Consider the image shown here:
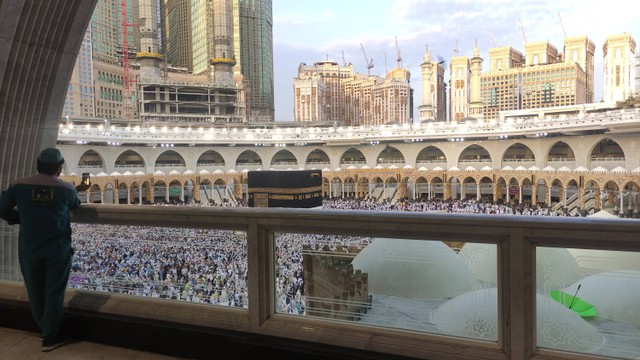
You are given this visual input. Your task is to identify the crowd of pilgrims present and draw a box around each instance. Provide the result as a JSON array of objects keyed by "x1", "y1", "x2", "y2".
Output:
[{"x1": 68, "y1": 196, "x2": 580, "y2": 315}]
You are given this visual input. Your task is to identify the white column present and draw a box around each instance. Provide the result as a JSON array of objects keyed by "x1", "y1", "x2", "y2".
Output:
[
  {"x1": 476, "y1": 183, "x2": 481, "y2": 201},
  {"x1": 519, "y1": 186, "x2": 523, "y2": 204}
]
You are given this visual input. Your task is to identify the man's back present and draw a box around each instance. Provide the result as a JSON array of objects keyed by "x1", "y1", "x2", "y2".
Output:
[{"x1": 0, "y1": 173, "x2": 79, "y2": 258}]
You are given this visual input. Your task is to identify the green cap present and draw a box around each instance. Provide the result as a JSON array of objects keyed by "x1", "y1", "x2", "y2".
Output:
[{"x1": 38, "y1": 148, "x2": 64, "y2": 165}]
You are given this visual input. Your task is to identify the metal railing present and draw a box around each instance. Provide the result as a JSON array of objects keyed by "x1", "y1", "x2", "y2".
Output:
[{"x1": 1, "y1": 205, "x2": 639, "y2": 359}]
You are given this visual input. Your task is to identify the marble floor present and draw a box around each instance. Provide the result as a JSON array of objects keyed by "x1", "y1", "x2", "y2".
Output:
[{"x1": 0, "y1": 327, "x2": 188, "y2": 360}]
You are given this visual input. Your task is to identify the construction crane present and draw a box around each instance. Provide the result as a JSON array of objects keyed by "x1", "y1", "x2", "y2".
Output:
[
  {"x1": 360, "y1": 43, "x2": 374, "y2": 75},
  {"x1": 518, "y1": 18, "x2": 527, "y2": 45},
  {"x1": 120, "y1": 0, "x2": 137, "y2": 119},
  {"x1": 488, "y1": 30, "x2": 497, "y2": 48},
  {"x1": 395, "y1": 36, "x2": 402, "y2": 68},
  {"x1": 557, "y1": 13, "x2": 567, "y2": 38}
]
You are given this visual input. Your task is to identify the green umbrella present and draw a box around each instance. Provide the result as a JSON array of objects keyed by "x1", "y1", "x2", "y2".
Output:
[{"x1": 550, "y1": 285, "x2": 597, "y2": 318}]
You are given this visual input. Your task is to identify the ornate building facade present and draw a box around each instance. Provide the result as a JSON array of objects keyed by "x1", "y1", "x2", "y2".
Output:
[{"x1": 58, "y1": 105, "x2": 640, "y2": 217}]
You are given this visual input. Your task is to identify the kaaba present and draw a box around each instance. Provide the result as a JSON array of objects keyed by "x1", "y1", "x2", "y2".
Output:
[{"x1": 247, "y1": 170, "x2": 322, "y2": 208}]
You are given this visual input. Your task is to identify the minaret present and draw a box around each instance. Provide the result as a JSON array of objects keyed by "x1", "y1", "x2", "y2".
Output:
[
  {"x1": 210, "y1": 0, "x2": 235, "y2": 86},
  {"x1": 137, "y1": 0, "x2": 162, "y2": 79},
  {"x1": 419, "y1": 46, "x2": 435, "y2": 121},
  {"x1": 469, "y1": 40, "x2": 484, "y2": 119}
]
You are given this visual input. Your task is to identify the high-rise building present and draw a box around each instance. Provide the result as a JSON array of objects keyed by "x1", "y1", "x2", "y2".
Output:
[
  {"x1": 85, "y1": 0, "x2": 140, "y2": 120},
  {"x1": 165, "y1": 0, "x2": 193, "y2": 72},
  {"x1": 481, "y1": 41, "x2": 587, "y2": 120},
  {"x1": 294, "y1": 61, "x2": 351, "y2": 123},
  {"x1": 293, "y1": 61, "x2": 412, "y2": 126},
  {"x1": 137, "y1": 0, "x2": 245, "y2": 125},
  {"x1": 603, "y1": 33, "x2": 637, "y2": 104},
  {"x1": 293, "y1": 67, "x2": 327, "y2": 122},
  {"x1": 63, "y1": 26, "x2": 95, "y2": 118},
  {"x1": 432, "y1": 36, "x2": 596, "y2": 121},
  {"x1": 563, "y1": 36, "x2": 596, "y2": 103},
  {"x1": 232, "y1": 0, "x2": 274, "y2": 122}
]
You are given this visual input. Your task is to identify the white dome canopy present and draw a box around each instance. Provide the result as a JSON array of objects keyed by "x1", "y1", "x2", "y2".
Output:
[
  {"x1": 198, "y1": 169, "x2": 210, "y2": 174},
  {"x1": 542, "y1": 166, "x2": 556, "y2": 172},
  {"x1": 432, "y1": 289, "x2": 602, "y2": 353},
  {"x1": 432, "y1": 166, "x2": 444, "y2": 171},
  {"x1": 561, "y1": 271, "x2": 640, "y2": 326},
  {"x1": 351, "y1": 238, "x2": 478, "y2": 299},
  {"x1": 459, "y1": 243, "x2": 582, "y2": 288},
  {"x1": 568, "y1": 248, "x2": 640, "y2": 273}
]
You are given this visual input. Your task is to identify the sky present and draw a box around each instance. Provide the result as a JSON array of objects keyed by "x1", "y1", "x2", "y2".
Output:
[{"x1": 271, "y1": 0, "x2": 640, "y2": 121}]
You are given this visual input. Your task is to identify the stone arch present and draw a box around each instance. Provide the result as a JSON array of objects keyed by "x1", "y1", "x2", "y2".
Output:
[
  {"x1": 601, "y1": 180, "x2": 621, "y2": 214},
  {"x1": 430, "y1": 176, "x2": 445, "y2": 199},
  {"x1": 546, "y1": 141, "x2": 575, "y2": 163},
  {"x1": 376, "y1": 146, "x2": 405, "y2": 167},
  {"x1": 479, "y1": 176, "x2": 494, "y2": 202},
  {"x1": 236, "y1": 150, "x2": 263, "y2": 168},
  {"x1": 197, "y1": 150, "x2": 225, "y2": 167},
  {"x1": 168, "y1": 179, "x2": 183, "y2": 203},
  {"x1": 589, "y1": 138, "x2": 625, "y2": 170},
  {"x1": 621, "y1": 181, "x2": 640, "y2": 217},
  {"x1": 78, "y1": 149, "x2": 105, "y2": 170},
  {"x1": 358, "y1": 176, "x2": 370, "y2": 198},
  {"x1": 115, "y1": 149, "x2": 146, "y2": 168},
  {"x1": 380, "y1": 176, "x2": 398, "y2": 202},
  {"x1": 416, "y1": 145, "x2": 446, "y2": 165},
  {"x1": 462, "y1": 176, "x2": 478, "y2": 200},
  {"x1": 153, "y1": 180, "x2": 168, "y2": 203},
  {"x1": 329, "y1": 176, "x2": 342, "y2": 198},
  {"x1": 340, "y1": 148, "x2": 367, "y2": 167},
  {"x1": 103, "y1": 182, "x2": 116, "y2": 204},
  {"x1": 155, "y1": 150, "x2": 186, "y2": 167},
  {"x1": 447, "y1": 175, "x2": 462, "y2": 200},
  {"x1": 458, "y1": 144, "x2": 491, "y2": 163},
  {"x1": 550, "y1": 179, "x2": 564, "y2": 207},
  {"x1": 415, "y1": 176, "x2": 429, "y2": 198},
  {"x1": 270, "y1": 149, "x2": 299, "y2": 167},
  {"x1": 344, "y1": 177, "x2": 356, "y2": 198},
  {"x1": 535, "y1": 178, "x2": 549, "y2": 207},
  {"x1": 521, "y1": 177, "x2": 533, "y2": 205},
  {"x1": 502, "y1": 143, "x2": 535, "y2": 164},
  {"x1": 494, "y1": 176, "x2": 508, "y2": 204},
  {"x1": 305, "y1": 149, "x2": 330, "y2": 168},
  {"x1": 590, "y1": 138, "x2": 625, "y2": 160},
  {"x1": 117, "y1": 181, "x2": 128, "y2": 204}
]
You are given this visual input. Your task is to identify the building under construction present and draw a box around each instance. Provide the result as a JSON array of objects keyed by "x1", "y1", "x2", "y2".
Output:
[{"x1": 137, "y1": 0, "x2": 245, "y2": 126}]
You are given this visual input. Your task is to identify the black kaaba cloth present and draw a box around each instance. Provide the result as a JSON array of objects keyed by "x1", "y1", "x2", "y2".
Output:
[{"x1": 247, "y1": 170, "x2": 322, "y2": 208}]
